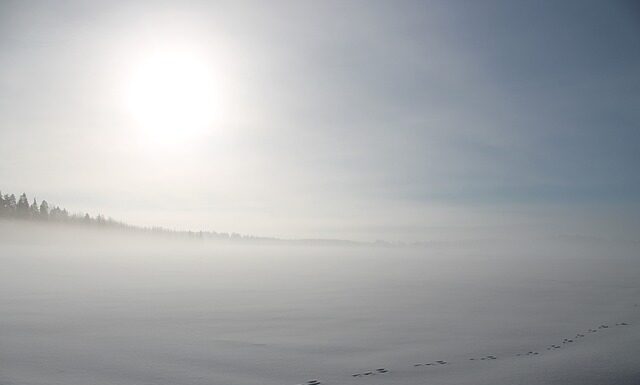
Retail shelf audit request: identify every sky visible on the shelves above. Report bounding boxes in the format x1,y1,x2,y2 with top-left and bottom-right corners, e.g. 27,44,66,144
1,0,639,242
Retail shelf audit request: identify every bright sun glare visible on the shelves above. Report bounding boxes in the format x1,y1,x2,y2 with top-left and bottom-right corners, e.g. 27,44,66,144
125,48,218,144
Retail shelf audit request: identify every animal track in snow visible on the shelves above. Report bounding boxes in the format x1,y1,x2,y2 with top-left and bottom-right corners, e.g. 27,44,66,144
293,319,633,385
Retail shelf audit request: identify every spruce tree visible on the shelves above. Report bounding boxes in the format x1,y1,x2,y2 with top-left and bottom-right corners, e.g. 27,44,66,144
16,193,29,218
6,194,17,216
30,198,39,218
39,200,49,220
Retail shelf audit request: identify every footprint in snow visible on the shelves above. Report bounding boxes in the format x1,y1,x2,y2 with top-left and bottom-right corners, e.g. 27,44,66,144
470,355,497,361
296,316,635,385
414,360,447,367
351,368,389,377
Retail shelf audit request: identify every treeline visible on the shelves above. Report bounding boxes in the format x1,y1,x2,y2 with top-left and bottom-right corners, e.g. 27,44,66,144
0,191,117,225
0,189,277,242
0,190,397,246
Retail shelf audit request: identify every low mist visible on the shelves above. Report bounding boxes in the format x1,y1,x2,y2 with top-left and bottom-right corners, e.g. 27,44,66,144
1,220,639,385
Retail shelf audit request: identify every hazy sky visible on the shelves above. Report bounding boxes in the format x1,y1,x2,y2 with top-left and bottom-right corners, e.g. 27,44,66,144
1,1,639,241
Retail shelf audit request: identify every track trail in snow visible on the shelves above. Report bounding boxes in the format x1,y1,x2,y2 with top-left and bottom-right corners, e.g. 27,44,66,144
296,315,636,385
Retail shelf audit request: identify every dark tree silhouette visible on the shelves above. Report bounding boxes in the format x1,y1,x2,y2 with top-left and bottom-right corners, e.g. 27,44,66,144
39,200,49,220
30,198,39,218
49,206,62,221
16,193,29,218
5,194,17,217
0,188,272,243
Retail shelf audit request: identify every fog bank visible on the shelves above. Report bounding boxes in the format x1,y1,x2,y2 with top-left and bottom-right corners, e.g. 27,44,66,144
1,221,639,385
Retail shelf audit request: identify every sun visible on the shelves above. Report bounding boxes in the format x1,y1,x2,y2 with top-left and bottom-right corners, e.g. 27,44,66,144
125,48,218,144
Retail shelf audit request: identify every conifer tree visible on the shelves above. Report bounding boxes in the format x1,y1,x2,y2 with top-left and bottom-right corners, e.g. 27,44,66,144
17,193,29,218
39,200,49,220
30,198,39,218
6,194,17,216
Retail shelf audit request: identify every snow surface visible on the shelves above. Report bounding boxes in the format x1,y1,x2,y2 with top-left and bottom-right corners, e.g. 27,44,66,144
1,222,639,385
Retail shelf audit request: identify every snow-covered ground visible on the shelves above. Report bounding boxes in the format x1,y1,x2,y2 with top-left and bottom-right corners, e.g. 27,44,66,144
1,222,639,385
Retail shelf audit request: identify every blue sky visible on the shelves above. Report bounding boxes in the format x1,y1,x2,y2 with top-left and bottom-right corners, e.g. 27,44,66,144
1,1,639,241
